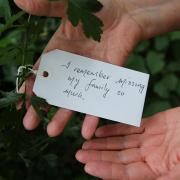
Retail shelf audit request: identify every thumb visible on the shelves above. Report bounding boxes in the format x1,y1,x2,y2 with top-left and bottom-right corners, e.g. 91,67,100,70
14,0,67,17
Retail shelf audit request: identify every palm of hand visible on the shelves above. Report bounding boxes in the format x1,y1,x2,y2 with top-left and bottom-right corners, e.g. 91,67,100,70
15,0,141,138
142,110,180,177
76,107,180,180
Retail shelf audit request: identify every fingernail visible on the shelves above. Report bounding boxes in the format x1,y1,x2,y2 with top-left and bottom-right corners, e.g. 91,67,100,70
47,122,58,137
75,150,84,163
14,0,27,9
84,163,95,175
23,114,34,130
23,106,40,130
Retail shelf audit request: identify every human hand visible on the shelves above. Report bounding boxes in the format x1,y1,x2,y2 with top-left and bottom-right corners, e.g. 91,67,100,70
76,107,180,180
14,0,180,139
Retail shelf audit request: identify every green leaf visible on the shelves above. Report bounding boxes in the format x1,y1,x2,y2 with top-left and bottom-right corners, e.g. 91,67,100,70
0,91,23,109
0,47,21,65
126,54,148,73
167,61,180,72
176,80,180,96
144,100,172,117
0,0,11,21
43,154,58,167
146,51,165,75
153,74,178,98
135,41,150,53
154,36,169,51
0,28,23,48
44,106,58,126
0,11,25,35
170,31,180,41
171,41,180,61
30,96,48,120
67,0,103,41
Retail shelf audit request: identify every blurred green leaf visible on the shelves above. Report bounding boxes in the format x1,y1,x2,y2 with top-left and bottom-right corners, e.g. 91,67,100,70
0,47,21,65
154,36,169,51
0,11,25,35
146,51,165,74
44,106,58,127
0,0,11,21
171,41,180,61
43,154,58,168
126,54,148,73
135,41,150,53
176,80,180,96
0,91,23,109
144,100,172,117
170,31,180,41
167,61,180,72
30,96,48,120
154,74,178,98
2,65,17,83
0,29,23,47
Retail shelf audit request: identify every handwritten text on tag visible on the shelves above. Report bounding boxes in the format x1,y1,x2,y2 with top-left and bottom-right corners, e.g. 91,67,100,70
33,50,149,127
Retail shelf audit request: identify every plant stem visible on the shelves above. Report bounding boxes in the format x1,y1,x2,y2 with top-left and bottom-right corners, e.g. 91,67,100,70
22,15,31,65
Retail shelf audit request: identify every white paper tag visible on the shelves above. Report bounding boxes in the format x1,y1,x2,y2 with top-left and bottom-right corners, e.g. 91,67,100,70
33,49,149,127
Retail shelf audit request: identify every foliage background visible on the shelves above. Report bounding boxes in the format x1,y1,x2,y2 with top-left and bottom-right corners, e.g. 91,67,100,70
0,1,180,180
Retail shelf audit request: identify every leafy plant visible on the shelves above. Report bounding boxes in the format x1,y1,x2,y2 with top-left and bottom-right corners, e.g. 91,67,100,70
67,0,103,41
0,0,180,180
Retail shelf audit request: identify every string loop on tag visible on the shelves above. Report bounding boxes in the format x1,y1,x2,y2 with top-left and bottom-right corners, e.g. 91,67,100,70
16,65,37,93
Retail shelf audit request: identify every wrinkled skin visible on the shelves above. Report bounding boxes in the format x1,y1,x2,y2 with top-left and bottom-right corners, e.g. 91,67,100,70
14,0,180,179
76,107,180,180
14,0,180,139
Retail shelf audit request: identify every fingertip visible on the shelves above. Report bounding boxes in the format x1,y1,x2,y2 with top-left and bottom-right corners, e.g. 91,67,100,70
82,115,99,140
84,163,91,174
47,108,73,137
84,162,96,175
47,121,62,137
23,106,40,130
23,110,40,130
14,0,27,10
81,123,93,140
75,150,85,163
81,127,93,140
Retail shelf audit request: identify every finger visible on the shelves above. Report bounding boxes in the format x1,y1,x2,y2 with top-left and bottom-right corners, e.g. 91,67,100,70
76,148,143,164
22,20,79,131
47,108,74,137
14,0,67,17
95,123,145,137
23,105,41,130
156,164,180,180
84,161,156,180
82,115,99,140
25,75,36,109
82,134,141,150
16,81,26,110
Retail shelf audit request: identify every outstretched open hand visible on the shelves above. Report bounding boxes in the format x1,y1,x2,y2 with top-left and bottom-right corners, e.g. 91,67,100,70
76,107,180,180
